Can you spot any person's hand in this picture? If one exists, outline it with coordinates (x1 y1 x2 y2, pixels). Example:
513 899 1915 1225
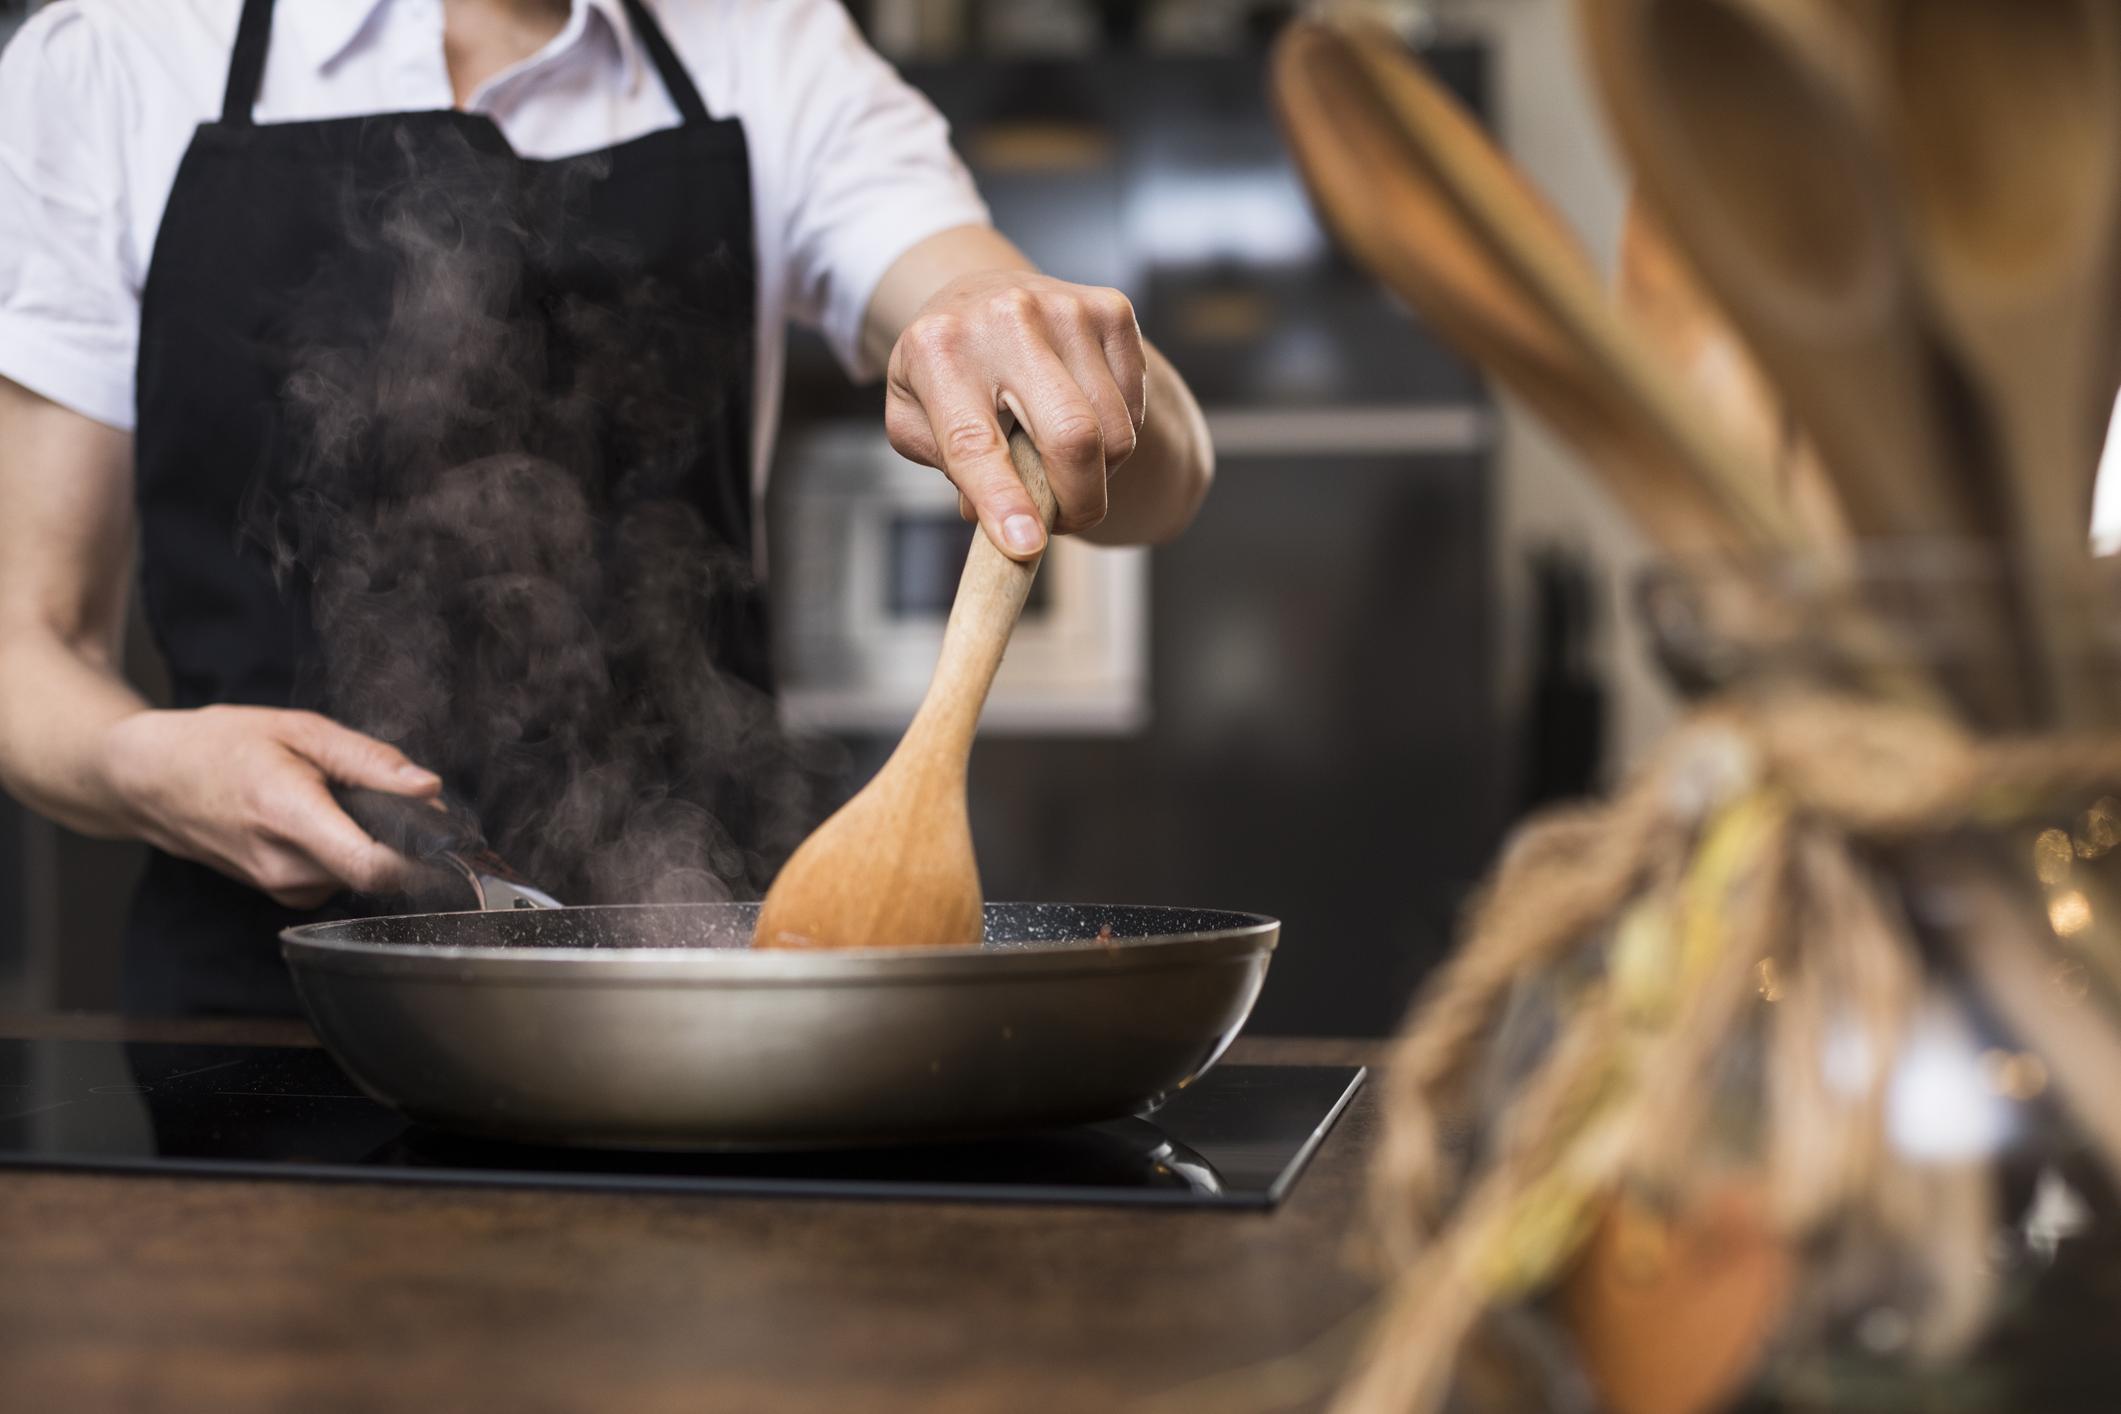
98 706 440 908
884 268 1147 560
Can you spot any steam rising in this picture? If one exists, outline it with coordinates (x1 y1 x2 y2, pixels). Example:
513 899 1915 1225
257 126 825 904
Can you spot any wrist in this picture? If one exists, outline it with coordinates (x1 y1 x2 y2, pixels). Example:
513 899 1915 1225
90 707 169 835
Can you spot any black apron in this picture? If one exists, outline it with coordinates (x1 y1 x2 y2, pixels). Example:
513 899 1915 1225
126 0 769 1016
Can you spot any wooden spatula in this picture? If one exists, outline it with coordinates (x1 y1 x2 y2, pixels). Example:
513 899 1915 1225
1270 18 1952 717
1618 200 1853 557
1270 18 1801 562
753 431 1056 951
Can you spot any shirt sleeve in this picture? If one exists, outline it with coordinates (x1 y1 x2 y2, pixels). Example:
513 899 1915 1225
755 0 990 382
0 6 143 431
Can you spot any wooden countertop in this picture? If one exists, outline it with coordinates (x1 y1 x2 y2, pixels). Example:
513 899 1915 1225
0 1015 1385 1414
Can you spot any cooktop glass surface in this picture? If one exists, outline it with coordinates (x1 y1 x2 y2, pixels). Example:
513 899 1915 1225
0 1040 1362 1209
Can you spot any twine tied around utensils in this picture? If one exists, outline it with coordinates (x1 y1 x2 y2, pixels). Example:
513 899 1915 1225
1338 688 2121 1414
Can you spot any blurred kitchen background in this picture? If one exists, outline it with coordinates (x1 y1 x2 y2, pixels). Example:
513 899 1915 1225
0 0 1673 1034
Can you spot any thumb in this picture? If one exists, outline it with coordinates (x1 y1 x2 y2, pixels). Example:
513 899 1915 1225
939 407 1046 563
280 712 440 796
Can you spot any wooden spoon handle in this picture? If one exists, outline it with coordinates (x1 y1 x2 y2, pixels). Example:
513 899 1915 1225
909 430 1059 753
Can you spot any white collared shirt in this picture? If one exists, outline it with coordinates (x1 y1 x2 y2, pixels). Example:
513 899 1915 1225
0 0 991 492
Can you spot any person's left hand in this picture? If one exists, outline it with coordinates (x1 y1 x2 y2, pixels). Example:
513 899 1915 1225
883 269 1147 561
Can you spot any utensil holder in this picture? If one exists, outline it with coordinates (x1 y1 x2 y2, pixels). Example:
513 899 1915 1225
1340 546 2121 1414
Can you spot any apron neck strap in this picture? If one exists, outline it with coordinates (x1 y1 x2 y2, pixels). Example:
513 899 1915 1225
219 0 713 129
221 0 274 127
620 0 712 126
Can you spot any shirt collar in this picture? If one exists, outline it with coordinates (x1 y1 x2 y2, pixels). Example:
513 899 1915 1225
297 0 646 95
583 0 647 96
297 0 393 72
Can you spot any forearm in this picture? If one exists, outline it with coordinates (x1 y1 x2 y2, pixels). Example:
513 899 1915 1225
0 629 149 837
0 375 150 837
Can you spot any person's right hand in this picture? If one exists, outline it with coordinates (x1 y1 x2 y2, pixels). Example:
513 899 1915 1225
98 705 441 909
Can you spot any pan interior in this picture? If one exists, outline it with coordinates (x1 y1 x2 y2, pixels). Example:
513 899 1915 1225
284 902 1271 955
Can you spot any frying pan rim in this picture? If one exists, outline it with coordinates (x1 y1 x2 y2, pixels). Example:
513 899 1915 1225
281 948 1276 989
280 901 1281 982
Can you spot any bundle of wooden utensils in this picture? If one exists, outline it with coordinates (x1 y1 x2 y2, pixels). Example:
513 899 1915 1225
1273 2 2121 1410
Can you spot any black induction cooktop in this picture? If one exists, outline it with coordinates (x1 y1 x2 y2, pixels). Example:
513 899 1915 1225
0 1039 1363 1209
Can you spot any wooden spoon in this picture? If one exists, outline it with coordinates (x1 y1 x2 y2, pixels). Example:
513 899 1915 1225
1274 20 1952 715
1579 0 1986 546
1859 0 2121 725
753 432 1056 951
1336 18 1811 558
1272 22 1747 561
1582 0 2041 725
1271 18 1801 561
1618 200 1853 557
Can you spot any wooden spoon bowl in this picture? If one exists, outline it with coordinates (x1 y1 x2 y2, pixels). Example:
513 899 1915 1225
1560 1182 1794 1414
1579 0 1985 544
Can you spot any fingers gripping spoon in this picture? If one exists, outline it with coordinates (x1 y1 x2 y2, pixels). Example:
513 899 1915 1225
753 432 1057 951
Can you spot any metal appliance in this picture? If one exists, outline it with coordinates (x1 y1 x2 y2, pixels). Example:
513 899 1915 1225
773 427 1149 735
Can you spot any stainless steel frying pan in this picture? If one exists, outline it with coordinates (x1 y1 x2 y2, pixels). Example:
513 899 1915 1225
282 903 1277 1149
